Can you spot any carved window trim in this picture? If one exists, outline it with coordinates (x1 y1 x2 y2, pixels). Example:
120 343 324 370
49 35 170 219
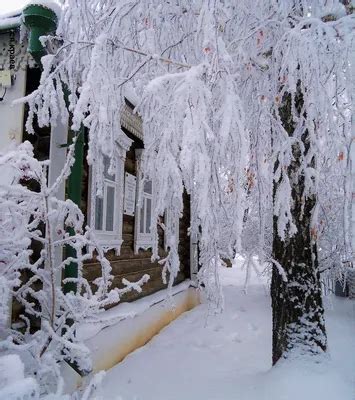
88 132 132 254
134 149 155 253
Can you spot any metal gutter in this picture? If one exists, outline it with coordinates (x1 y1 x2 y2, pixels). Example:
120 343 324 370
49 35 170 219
64 127 84 295
22 4 82 295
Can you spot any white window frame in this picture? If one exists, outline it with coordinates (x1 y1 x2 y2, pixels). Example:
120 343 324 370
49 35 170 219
88 134 132 254
134 149 154 253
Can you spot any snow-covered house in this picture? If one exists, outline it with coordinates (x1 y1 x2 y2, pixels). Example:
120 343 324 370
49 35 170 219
0 4 198 377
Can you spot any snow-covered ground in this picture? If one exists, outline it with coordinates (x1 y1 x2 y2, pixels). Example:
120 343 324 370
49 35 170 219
101 262 355 400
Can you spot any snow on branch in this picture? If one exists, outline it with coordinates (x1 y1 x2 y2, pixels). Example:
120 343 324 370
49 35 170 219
17 0 355 307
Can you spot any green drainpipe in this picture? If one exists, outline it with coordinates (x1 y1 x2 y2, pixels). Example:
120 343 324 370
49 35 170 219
23 5 84 294
22 4 58 66
64 127 84 294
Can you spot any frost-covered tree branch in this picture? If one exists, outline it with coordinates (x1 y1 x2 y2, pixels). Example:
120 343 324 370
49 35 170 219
18 0 355 355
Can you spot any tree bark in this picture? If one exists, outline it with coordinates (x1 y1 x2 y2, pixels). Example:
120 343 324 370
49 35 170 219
271 93 327 365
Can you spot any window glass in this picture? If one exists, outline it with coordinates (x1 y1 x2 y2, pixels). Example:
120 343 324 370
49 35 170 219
143 180 152 194
105 185 115 231
103 155 115 181
146 198 152 233
140 202 145 234
95 196 103 230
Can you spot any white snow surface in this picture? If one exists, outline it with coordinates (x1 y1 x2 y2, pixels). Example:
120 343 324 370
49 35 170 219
101 261 355 400
0 354 38 399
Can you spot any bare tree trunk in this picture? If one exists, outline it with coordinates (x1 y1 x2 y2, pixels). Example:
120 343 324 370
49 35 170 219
271 94 327 365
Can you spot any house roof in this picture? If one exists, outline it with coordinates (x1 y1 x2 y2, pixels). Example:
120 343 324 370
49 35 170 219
0 11 22 32
121 102 143 142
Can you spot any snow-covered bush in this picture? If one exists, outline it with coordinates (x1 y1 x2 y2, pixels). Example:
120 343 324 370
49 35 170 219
0 353 107 400
0 354 39 399
0 141 149 397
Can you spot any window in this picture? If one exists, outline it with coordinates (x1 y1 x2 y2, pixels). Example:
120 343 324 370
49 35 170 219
135 178 154 252
89 133 132 253
94 156 117 228
134 149 154 252
89 155 124 253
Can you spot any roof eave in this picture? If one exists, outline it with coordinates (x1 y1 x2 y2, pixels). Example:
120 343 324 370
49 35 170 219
0 17 22 33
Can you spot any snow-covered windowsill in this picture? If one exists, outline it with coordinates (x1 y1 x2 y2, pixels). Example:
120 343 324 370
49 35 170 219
76 280 193 341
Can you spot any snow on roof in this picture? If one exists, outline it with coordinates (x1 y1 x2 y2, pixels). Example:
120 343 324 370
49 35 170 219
0 8 23 31
0 9 23 19
0 15 22 31
124 83 140 107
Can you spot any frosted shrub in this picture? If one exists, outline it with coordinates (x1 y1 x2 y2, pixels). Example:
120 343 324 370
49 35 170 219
0 141 148 397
